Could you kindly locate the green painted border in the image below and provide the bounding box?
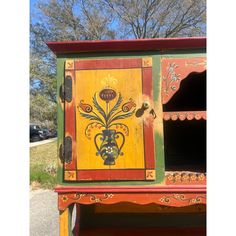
[152,54,165,182]
[56,49,206,186]
[57,58,64,184]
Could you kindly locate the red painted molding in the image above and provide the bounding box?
[165,172,206,185]
[77,170,146,181]
[55,185,206,193]
[56,185,206,210]
[163,111,206,121]
[47,37,206,55]
[57,192,206,210]
[75,58,143,69]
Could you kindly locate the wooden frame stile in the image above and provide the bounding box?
[64,60,77,181]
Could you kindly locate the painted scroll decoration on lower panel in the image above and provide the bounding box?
[72,58,155,181]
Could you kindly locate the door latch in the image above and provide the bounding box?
[135,102,157,119]
[135,101,150,117]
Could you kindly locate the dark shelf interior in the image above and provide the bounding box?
[163,71,206,112]
[79,204,206,231]
[164,119,206,172]
[163,69,206,173]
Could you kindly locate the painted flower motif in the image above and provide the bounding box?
[122,98,136,112]
[168,66,174,73]
[198,174,205,181]
[167,174,174,181]
[99,89,117,102]
[79,89,136,165]
[171,75,178,81]
[79,100,93,113]
[62,195,68,202]
[175,174,181,182]
[159,197,165,203]
[106,146,113,154]
[190,174,197,181]
[181,173,189,182]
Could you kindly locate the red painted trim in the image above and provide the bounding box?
[142,67,155,169]
[75,58,142,70]
[57,192,206,209]
[165,172,206,185]
[47,37,206,55]
[55,185,206,193]
[77,170,145,181]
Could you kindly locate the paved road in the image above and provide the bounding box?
[30,190,59,236]
[30,189,76,236]
[30,138,57,148]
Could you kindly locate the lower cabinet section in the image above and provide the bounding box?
[77,204,206,236]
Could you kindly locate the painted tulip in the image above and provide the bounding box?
[122,98,136,112]
[79,100,93,113]
[99,89,116,102]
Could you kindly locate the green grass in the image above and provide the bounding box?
[30,141,57,189]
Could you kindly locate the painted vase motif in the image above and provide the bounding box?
[94,129,125,165]
[78,88,136,166]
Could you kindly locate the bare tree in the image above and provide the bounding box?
[101,0,206,38]
[30,0,206,128]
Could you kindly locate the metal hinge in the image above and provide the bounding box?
[59,136,72,164]
[59,75,72,102]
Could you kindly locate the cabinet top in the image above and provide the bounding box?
[46,37,206,55]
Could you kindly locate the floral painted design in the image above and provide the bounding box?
[162,62,180,94]
[78,88,136,165]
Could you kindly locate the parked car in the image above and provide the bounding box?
[30,124,44,142]
[51,130,57,138]
[42,128,57,139]
[41,128,51,139]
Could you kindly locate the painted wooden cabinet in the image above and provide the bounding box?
[47,37,206,236]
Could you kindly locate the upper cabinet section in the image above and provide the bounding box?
[47,37,206,186]
[62,58,156,182]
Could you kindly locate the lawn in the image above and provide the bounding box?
[30,141,57,189]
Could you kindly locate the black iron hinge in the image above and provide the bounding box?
[59,136,72,164]
[59,75,72,103]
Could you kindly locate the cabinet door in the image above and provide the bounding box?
[63,58,155,181]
